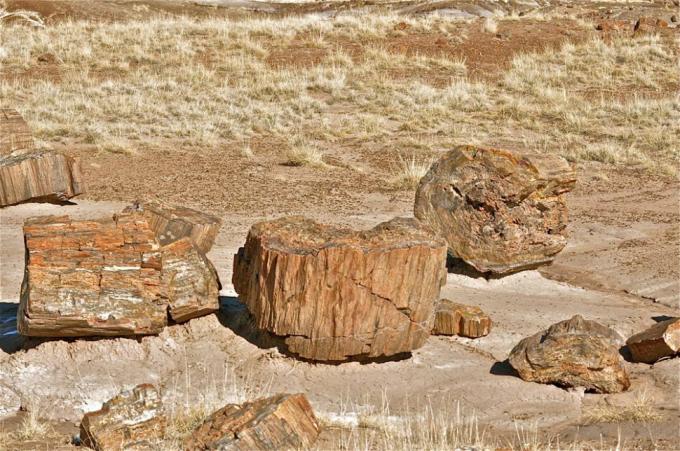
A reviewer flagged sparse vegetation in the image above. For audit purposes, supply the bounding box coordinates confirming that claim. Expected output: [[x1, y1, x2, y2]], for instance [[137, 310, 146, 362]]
[[390, 155, 434, 189], [581, 391, 664, 425]]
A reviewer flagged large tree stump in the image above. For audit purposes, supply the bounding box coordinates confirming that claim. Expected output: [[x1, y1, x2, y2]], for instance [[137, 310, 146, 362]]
[[185, 394, 320, 451], [18, 213, 168, 337], [124, 201, 221, 254], [0, 109, 34, 156], [415, 145, 576, 274], [626, 318, 680, 364], [509, 315, 630, 393], [233, 216, 447, 361], [0, 151, 85, 207], [80, 384, 166, 451]]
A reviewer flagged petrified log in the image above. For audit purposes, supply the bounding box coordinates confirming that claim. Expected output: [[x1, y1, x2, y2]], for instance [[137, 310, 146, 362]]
[[414, 145, 576, 274], [233, 216, 447, 361], [432, 299, 491, 338], [124, 201, 221, 254], [163, 237, 220, 323], [626, 318, 680, 364], [0, 151, 85, 207], [508, 315, 629, 393], [80, 384, 166, 451], [0, 109, 33, 156], [185, 393, 320, 451], [18, 213, 168, 337]]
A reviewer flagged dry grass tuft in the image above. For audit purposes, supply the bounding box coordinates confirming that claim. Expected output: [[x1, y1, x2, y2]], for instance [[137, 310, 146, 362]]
[[581, 391, 663, 425], [390, 155, 434, 189], [285, 137, 325, 167], [482, 17, 498, 34]]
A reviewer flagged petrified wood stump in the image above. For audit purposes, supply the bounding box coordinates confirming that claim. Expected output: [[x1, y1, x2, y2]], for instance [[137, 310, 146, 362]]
[[124, 201, 221, 254], [233, 217, 447, 361], [509, 315, 630, 393], [0, 109, 33, 156], [80, 384, 166, 451], [185, 393, 320, 451], [432, 299, 491, 338], [626, 318, 680, 364], [414, 145, 576, 274], [0, 151, 85, 207], [18, 213, 220, 337]]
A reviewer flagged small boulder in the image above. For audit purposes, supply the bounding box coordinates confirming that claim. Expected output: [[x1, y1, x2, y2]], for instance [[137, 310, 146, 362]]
[[626, 318, 680, 364], [185, 393, 320, 451], [633, 17, 669, 35], [414, 145, 575, 274], [508, 315, 630, 393], [80, 384, 166, 451], [432, 299, 491, 338], [233, 216, 447, 361]]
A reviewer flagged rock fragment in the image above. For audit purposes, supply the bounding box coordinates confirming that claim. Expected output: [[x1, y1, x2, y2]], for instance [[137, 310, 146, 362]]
[[233, 216, 447, 361], [185, 393, 320, 451], [508, 315, 629, 393], [80, 384, 166, 451], [18, 213, 168, 337], [432, 299, 491, 338], [125, 201, 221, 254], [414, 145, 575, 274], [162, 237, 220, 323], [0, 151, 85, 207], [633, 17, 669, 35], [626, 318, 680, 364], [0, 109, 33, 156]]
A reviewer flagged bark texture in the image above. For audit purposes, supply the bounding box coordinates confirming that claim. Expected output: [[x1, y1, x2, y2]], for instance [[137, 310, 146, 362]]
[[185, 394, 320, 451], [508, 315, 630, 393], [0, 151, 85, 207], [0, 109, 33, 156], [432, 299, 491, 338], [233, 216, 447, 361], [414, 145, 576, 274], [626, 318, 680, 364], [80, 384, 166, 451]]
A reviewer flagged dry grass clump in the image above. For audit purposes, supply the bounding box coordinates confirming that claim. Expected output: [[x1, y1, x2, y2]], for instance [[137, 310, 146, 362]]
[[285, 137, 325, 167], [390, 155, 434, 189], [581, 391, 663, 425]]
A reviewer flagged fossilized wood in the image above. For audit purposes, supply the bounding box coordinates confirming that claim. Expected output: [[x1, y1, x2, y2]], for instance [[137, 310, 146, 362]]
[[0, 109, 34, 156], [185, 393, 320, 451], [18, 213, 168, 337], [124, 201, 221, 254], [80, 384, 166, 451], [163, 237, 220, 323], [626, 318, 680, 364], [509, 315, 629, 393], [233, 216, 447, 361], [414, 145, 576, 274], [432, 299, 491, 338], [0, 151, 85, 207]]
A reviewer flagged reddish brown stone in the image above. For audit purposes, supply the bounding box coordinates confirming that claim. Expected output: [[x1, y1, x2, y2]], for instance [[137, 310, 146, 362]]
[[634, 17, 669, 36], [185, 394, 320, 451], [626, 318, 680, 364], [0, 109, 33, 156], [80, 384, 166, 451], [233, 216, 447, 361], [432, 299, 491, 338]]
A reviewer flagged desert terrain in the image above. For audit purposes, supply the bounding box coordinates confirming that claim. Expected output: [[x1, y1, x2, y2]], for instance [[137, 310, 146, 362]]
[[0, 0, 678, 449]]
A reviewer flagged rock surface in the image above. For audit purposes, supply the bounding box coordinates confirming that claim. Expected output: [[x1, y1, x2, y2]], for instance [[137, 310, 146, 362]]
[[432, 299, 491, 338], [414, 145, 575, 274], [0, 151, 85, 207], [163, 237, 220, 323], [0, 109, 33, 156], [80, 384, 166, 451], [508, 315, 630, 393], [626, 318, 680, 364], [124, 201, 221, 254], [185, 393, 320, 451], [233, 216, 447, 361], [18, 213, 168, 337]]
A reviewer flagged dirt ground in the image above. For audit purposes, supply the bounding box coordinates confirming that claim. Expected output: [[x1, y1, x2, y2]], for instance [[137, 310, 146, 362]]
[[0, 0, 679, 449]]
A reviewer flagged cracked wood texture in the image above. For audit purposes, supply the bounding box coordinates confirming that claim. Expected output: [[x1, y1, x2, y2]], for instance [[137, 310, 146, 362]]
[[509, 315, 630, 393], [432, 299, 491, 338], [185, 393, 320, 451], [233, 216, 447, 361], [18, 213, 168, 337], [80, 384, 166, 451], [0, 109, 33, 156], [626, 318, 680, 364], [0, 151, 85, 207], [415, 145, 576, 274], [124, 201, 221, 254]]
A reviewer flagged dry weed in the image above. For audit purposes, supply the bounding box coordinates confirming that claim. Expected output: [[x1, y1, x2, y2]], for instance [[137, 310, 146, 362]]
[[581, 391, 664, 425]]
